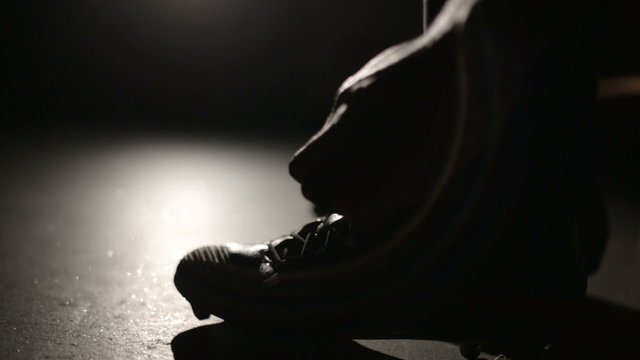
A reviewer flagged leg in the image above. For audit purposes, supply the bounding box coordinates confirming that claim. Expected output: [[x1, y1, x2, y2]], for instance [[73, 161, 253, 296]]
[[175, 0, 609, 345]]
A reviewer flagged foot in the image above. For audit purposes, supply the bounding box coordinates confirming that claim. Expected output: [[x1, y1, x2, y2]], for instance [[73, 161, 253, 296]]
[[174, 214, 355, 325], [174, 213, 587, 342]]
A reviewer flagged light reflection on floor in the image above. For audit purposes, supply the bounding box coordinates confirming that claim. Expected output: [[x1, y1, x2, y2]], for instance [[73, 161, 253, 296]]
[[0, 134, 464, 359], [1, 133, 636, 359], [0, 134, 317, 358]]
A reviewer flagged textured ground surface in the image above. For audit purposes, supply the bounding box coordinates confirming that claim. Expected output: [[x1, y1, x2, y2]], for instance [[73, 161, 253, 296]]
[[0, 132, 637, 359]]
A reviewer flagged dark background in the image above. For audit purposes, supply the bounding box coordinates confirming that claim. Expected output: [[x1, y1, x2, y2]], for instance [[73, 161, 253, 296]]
[[2, 0, 639, 136], [3, 0, 422, 135]]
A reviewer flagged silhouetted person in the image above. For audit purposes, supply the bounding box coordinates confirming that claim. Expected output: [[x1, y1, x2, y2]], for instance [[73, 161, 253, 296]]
[[174, 0, 611, 357]]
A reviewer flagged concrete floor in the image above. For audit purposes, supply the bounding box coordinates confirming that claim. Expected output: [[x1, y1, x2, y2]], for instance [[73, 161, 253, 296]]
[[0, 132, 637, 359]]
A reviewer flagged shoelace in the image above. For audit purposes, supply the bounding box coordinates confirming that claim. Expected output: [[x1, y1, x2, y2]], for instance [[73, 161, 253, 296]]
[[267, 229, 326, 264], [265, 215, 346, 267]]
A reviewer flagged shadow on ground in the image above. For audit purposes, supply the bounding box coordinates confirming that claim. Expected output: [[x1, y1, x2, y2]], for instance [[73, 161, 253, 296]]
[[171, 323, 399, 359]]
